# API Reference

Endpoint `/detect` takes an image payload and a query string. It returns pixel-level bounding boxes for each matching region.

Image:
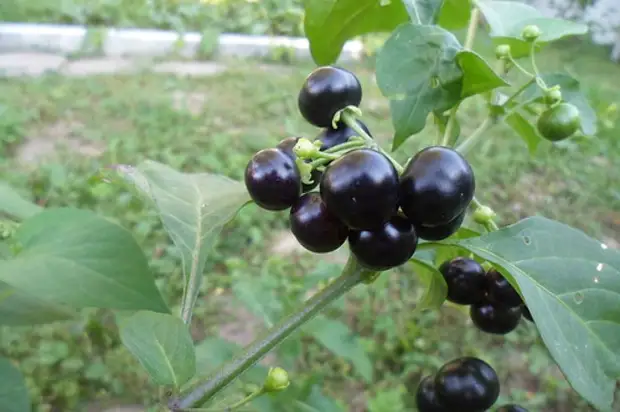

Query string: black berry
[415,211,465,241]
[298,66,362,128]
[276,137,321,192]
[349,214,418,271]
[486,269,523,308]
[245,148,300,211]
[317,120,372,151]
[522,306,534,323]
[289,193,349,254]
[320,149,399,230]
[439,257,487,305]
[496,405,529,412]
[434,357,500,412]
[400,146,475,226]
[416,375,449,412]
[470,302,522,335]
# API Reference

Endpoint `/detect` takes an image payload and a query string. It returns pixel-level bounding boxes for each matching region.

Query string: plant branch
[170,255,374,410]
[441,7,480,147]
[502,76,536,108]
[455,117,494,155]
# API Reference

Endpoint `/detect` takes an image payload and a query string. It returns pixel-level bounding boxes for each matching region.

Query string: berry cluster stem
[170,255,375,410]
[454,117,494,155]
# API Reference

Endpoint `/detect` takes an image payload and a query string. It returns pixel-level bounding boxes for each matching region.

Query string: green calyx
[263,367,290,393]
[521,24,542,42]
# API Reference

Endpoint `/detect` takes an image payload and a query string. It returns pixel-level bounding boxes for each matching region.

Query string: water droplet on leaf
[601,243,609,250]
[596,263,604,272]
[593,276,600,284]
[573,292,584,304]
[523,236,531,245]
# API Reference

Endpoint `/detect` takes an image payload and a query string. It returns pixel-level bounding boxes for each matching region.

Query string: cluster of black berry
[244,66,476,271]
[439,257,534,334]
[416,356,528,412]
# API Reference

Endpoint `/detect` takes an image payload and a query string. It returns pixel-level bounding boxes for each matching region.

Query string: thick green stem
[170,256,374,410]
[441,7,480,147]
[455,117,494,155]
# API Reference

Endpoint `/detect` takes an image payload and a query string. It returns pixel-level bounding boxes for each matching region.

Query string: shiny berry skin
[434,357,500,412]
[289,193,349,254]
[317,120,372,151]
[415,211,465,241]
[245,148,300,211]
[320,149,399,230]
[439,257,487,305]
[400,146,475,226]
[416,375,449,412]
[349,214,418,271]
[276,137,321,192]
[522,306,534,323]
[298,66,362,128]
[486,269,523,308]
[496,405,529,412]
[536,102,581,142]
[470,302,523,335]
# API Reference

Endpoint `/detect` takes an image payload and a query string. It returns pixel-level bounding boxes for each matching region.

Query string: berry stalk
[170,255,375,410]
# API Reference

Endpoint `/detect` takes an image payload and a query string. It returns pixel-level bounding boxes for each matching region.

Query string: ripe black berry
[486,269,523,308]
[289,193,349,254]
[298,66,362,128]
[416,375,449,412]
[470,302,522,335]
[320,149,399,230]
[400,146,475,226]
[349,214,418,271]
[522,306,534,323]
[496,405,529,412]
[317,120,372,151]
[245,148,300,211]
[439,257,487,305]
[434,357,500,412]
[276,137,321,192]
[414,211,465,241]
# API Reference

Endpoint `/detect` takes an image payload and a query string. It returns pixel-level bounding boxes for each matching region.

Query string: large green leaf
[0,357,30,412]
[376,23,463,150]
[0,281,75,326]
[476,0,588,57]
[304,315,373,383]
[521,73,597,136]
[119,311,196,388]
[116,160,250,322]
[0,208,169,313]
[447,217,620,411]
[456,50,508,98]
[438,0,471,30]
[504,110,542,154]
[303,0,408,65]
[0,182,42,220]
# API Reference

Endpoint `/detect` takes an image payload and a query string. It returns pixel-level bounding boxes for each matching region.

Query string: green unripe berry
[264,367,290,393]
[521,25,541,42]
[536,103,581,142]
[544,86,563,106]
[495,44,511,59]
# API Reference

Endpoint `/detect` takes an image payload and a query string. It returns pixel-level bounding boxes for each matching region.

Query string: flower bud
[264,367,290,393]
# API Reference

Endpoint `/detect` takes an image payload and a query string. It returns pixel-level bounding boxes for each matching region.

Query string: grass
[0,41,619,411]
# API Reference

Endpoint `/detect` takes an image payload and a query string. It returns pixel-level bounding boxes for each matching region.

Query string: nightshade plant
[0,1,618,411]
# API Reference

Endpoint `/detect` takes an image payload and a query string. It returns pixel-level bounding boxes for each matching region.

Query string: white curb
[0,23,364,62]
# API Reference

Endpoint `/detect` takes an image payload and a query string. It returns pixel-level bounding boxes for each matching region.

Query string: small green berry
[495,44,511,59]
[521,25,541,41]
[544,86,563,106]
[264,367,290,393]
[473,205,497,224]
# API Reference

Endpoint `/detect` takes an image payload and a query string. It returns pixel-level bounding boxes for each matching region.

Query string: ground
[0,39,619,411]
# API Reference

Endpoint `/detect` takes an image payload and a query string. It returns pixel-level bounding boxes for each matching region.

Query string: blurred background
[0,1,619,411]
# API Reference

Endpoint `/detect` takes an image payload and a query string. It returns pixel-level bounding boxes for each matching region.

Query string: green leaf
[0,182,42,220]
[304,315,373,383]
[376,23,463,150]
[296,385,344,412]
[451,217,620,411]
[456,50,509,98]
[0,281,75,326]
[504,110,542,153]
[410,258,447,311]
[116,160,249,318]
[438,0,471,30]
[476,0,588,57]
[0,208,169,313]
[521,73,597,136]
[303,0,408,65]
[0,357,30,412]
[119,311,196,388]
